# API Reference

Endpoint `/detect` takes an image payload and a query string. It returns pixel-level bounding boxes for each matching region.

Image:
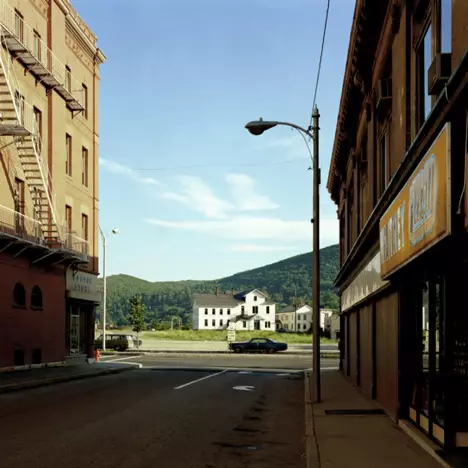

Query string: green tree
[129,294,146,349]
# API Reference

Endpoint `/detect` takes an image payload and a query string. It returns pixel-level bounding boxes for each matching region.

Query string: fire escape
[0,1,87,266]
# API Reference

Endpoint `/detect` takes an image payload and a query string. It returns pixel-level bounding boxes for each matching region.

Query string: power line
[100,156,310,172]
[309,0,331,128]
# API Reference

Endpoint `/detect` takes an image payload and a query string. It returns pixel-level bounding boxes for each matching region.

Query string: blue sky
[73,0,354,281]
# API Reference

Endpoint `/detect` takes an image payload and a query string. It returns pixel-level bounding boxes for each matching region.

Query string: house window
[220,309,223,315]
[227,320,230,326]
[81,214,88,241]
[31,286,43,309]
[82,147,88,186]
[65,205,72,234]
[266,306,270,314]
[14,9,23,42]
[212,308,215,315]
[212,319,215,326]
[253,306,258,314]
[14,177,25,215]
[417,23,433,126]
[204,308,208,315]
[66,134,72,176]
[254,296,257,301]
[14,91,24,121]
[227,309,231,315]
[220,319,223,327]
[243,321,247,328]
[65,66,72,92]
[440,0,452,53]
[241,306,245,314]
[82,83,88,119]
[380,128,389,193]
[33,107,42,139]
[204,319,208,326]
[33,30,41,60]
[13,283,26,307]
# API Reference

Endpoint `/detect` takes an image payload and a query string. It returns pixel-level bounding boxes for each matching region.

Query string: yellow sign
[380,124,451,279]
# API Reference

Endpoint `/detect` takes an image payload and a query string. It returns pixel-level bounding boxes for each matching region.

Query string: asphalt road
[0,369,306,468]
[103,354,340,372]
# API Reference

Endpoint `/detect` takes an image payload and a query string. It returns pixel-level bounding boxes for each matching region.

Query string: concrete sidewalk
[0,362,138,394]
[305,370,446,468]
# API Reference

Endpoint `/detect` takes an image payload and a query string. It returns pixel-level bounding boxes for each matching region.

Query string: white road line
[174,370,228,390]
[100,355,142,363]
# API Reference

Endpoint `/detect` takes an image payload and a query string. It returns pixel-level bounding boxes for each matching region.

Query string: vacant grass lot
[110,328,336,344]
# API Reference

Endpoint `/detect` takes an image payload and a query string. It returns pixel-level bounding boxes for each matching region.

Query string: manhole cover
[325,408,385,416]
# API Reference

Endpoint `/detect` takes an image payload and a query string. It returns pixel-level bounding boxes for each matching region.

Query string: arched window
[31,286,43,309]
[13,283,26,307]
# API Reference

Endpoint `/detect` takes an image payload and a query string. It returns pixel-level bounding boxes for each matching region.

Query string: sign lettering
[379,124,450,279]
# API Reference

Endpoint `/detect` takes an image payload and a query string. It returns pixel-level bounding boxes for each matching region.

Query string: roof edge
[326,0,363,201]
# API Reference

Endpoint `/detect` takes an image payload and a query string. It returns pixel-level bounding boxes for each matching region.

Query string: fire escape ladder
[0,32,63,246]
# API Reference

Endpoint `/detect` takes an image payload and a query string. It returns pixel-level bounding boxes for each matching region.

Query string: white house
[276,304,334,332]
[192,287,276,331]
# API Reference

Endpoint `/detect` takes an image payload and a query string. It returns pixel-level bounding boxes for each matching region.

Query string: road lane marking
[100,355,143,363]
[174,370,227,390]
[238,371,252,374]
[233,385,254,392]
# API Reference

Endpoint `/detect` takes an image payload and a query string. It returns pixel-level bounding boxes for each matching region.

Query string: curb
[398,420,452,468]
[0,361,66,373]
[101,350,339,358]
[142,366,306,374]
[0,365,136,395]
[304,371,321,468]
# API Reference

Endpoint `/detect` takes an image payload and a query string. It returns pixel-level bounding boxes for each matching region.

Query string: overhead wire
[309,0,331,129]
[100,156,310,173]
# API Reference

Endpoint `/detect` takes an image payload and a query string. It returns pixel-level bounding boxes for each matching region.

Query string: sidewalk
[305,370,445,468]
[0,361,138,394]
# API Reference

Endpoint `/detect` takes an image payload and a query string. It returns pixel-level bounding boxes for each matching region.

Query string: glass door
[410,277,445,445]
[70,310,80,355]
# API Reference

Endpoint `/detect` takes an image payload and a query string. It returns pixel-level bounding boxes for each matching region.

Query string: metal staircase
[0,32,63,246]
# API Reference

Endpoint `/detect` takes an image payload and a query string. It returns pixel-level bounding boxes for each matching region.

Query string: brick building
[0,0,104,368]
[328,0,468,451]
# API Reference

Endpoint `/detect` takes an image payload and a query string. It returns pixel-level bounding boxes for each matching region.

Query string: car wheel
[267,348,276,354]
[234,347,242,354]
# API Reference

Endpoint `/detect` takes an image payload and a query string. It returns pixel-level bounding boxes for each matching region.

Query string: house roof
[193,294,239,308]
[279,305,296,313]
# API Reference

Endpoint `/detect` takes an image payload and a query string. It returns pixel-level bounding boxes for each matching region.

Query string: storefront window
[411,278,446,441]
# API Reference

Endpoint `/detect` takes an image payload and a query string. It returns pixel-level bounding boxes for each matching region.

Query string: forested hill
[98,244,339,328]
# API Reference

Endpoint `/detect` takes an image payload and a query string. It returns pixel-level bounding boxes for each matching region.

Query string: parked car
[94,334,136,351]
[229,338,288,354]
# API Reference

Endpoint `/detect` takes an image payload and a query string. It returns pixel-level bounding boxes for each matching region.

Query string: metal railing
[63,229,89,260]
[0,0,84,108]
[0,203,43,245]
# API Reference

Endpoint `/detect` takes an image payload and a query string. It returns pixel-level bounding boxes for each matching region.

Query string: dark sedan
[229,338,288,354]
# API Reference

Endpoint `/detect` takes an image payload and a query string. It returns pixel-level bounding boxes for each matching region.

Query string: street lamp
[245,108,322,402]
[99,226,119,351]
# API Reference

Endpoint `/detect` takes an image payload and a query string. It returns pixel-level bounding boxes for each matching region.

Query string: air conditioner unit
[376,78,392,112]
[428,53,451,96]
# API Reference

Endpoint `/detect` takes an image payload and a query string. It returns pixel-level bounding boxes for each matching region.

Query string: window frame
[65,134,72,176]
[13,282,26,308]
[33,29,41,60]
[81,213,88,241]
[81,146,88,186]
[82,83,88,119]
[14,9,23,42]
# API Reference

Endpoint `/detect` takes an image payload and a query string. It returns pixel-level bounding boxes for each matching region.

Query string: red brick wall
[0,254,66,368]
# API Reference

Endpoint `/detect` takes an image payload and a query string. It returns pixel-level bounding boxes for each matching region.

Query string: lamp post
[99,226,119,351]
[245,109,321,402]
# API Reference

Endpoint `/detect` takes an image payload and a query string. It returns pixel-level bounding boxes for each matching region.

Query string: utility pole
[102,233,107,351]
[312,106,321,403]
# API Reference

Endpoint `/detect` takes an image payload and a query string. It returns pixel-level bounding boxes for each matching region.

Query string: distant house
[276,304,334,332]
[192,287,276,331]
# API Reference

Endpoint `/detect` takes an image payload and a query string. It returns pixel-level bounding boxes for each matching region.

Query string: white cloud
[228,244,296,252]
[225,173,279,211]
[161,175,233,219]
[99,158,159,186]
[146,216,338,245]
